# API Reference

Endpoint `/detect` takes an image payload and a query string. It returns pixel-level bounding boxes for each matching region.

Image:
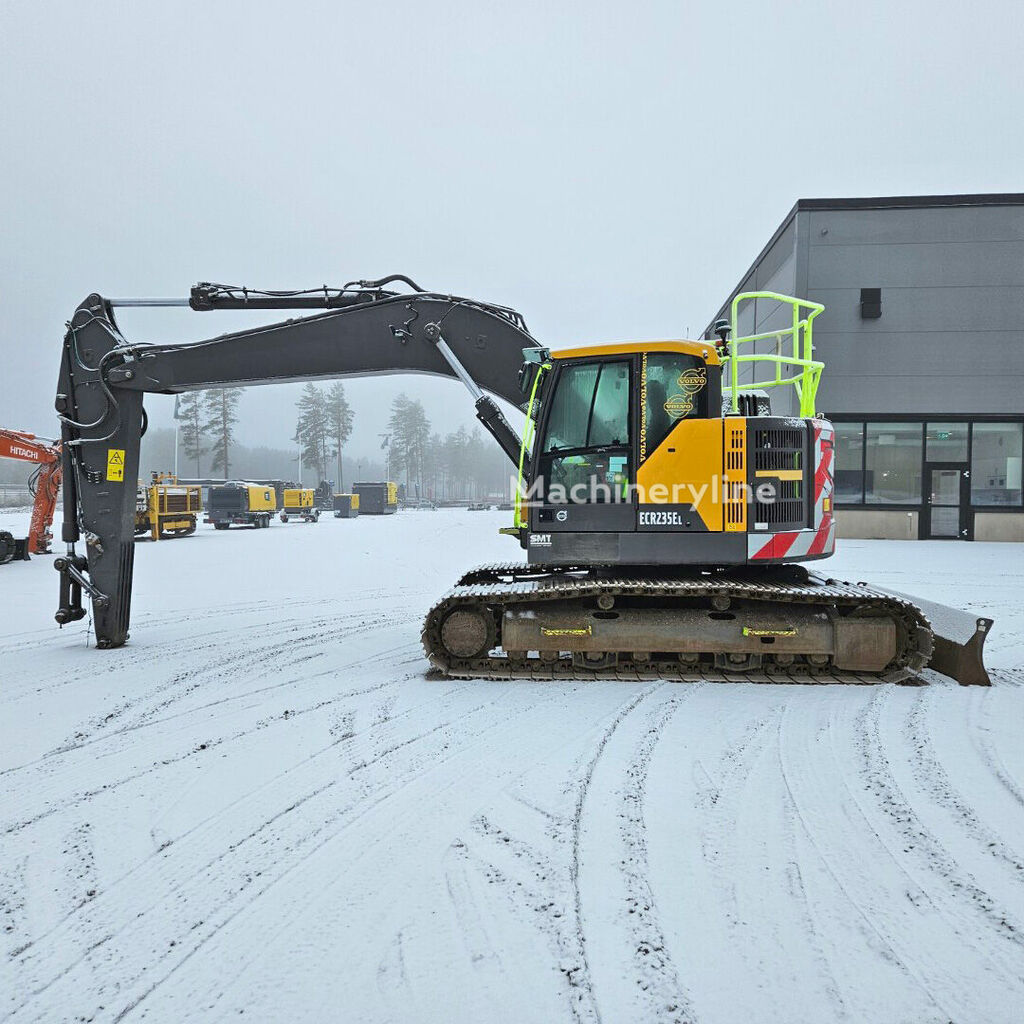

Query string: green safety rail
[724,291,825,418]
[513,359,550,529]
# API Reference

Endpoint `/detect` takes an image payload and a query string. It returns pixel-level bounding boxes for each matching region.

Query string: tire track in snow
[967,684,1024,810]
[778,695,960,1023]
[5,663,454,972]
[131,683,589,1023]
[566,685,659,1024]
[2,607,405,761]
[903,687,1024,879]
[9,682,571,1022]
[854,688,1024,959]
[681,695,848,1023]
[770,708,850,1022]
[607,690,696,1024]
[0,625,419,834]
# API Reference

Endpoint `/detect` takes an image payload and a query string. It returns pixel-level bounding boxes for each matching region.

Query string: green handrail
[513,361,550,529]
[724,291,825,418]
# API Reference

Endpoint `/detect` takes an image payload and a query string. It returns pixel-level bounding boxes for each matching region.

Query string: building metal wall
[708,196,1024,540]
[802,204,1024,417]
[708,198,1024,419]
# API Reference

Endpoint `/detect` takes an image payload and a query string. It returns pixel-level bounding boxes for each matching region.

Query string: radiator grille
[751,424,808,529]
[723,422,747,531]
[753,428,804,472]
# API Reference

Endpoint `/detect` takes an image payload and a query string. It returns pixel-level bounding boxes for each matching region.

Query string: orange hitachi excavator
[0,429,61,563]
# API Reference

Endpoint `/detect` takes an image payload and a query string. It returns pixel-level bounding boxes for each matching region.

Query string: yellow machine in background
[353,481,398,515]
[134,473,202,540]
[280,488,319,523]
[333,493,360,518]
[207,482,276,529]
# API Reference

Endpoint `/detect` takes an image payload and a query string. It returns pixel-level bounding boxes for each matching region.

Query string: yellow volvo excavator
[52,276,991,684]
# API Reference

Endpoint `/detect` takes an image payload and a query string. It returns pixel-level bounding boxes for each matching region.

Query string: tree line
[172,385,512,499]
[387,393,513,501]
[176,383,354,485]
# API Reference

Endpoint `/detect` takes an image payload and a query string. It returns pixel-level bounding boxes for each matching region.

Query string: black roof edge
[703,193,1024,338]
[795,193,1024,212]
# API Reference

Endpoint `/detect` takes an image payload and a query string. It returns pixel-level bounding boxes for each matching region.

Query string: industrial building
[707,194,1024,541]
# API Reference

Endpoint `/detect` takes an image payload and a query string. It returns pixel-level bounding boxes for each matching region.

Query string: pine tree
[324,381,354,489]
[294,383,330,484]
[202,388,243,478]
[386,394,411,483]
[178,391,207,477]
[387,394,431,495]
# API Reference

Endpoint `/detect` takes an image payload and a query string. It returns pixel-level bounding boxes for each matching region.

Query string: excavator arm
[55,278,544,646]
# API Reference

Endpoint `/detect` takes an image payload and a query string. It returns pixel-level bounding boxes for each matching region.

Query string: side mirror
[518,361,538,395]
[519,346,550,394]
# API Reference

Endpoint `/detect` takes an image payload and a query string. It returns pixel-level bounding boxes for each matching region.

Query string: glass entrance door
[926,464,967,539]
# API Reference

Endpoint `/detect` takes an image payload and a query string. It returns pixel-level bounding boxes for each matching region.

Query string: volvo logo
[555,509,568,523]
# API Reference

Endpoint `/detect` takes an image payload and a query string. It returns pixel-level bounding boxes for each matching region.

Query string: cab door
[532,357,635,532]
[635,352,719,533]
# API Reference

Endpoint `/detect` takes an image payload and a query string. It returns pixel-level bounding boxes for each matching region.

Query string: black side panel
[525,530,746,566]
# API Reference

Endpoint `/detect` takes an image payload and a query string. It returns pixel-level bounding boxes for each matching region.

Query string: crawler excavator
[0,429,61,564]
[52,277,992,684]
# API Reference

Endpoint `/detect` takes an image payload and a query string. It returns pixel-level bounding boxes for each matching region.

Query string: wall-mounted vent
[860,287,882,319]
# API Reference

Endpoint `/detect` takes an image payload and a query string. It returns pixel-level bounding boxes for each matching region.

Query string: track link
[421,563,934,684]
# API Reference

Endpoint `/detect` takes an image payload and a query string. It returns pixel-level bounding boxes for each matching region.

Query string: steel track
[421,563,934,684]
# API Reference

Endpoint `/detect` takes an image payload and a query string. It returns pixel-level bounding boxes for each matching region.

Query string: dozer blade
[877,588,993,687]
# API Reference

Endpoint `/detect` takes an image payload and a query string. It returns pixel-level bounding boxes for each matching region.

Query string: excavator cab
[510,294,834,570]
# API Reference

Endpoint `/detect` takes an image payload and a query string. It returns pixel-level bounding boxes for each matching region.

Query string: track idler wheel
[440,606,495,660]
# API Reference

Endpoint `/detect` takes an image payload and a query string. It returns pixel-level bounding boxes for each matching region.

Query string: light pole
[379,433,391,481]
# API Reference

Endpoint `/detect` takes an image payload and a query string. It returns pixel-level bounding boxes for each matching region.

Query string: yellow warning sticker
[742,627,798,637]
[541,626,593,637]
[106,448,125,482]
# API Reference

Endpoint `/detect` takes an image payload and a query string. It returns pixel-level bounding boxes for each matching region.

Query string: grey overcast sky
[1,0,1021,457]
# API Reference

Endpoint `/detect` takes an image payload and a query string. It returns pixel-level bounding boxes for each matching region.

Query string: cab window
[540,360,631,503]
[543,361,629,452]
[641,353,708,458]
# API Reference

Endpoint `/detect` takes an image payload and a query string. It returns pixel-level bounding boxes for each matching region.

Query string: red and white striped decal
[748,419,835,561]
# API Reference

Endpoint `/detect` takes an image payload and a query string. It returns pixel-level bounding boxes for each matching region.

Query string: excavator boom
[55,281,541,645]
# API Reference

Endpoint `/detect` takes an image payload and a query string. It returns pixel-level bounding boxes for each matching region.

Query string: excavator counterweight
[51,278,991,684]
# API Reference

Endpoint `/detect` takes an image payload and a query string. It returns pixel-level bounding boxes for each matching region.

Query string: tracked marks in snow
[0,633,421,836]
[567,684,703,1024]
[854,689,1024,954]
[778,696,957,1022]
[613,692,694,1024]
[566,686,658,1023]
[903,687,1024,881]
[10,683,560,1022]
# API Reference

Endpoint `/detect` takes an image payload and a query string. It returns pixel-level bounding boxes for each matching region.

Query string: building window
[926,422,969,462]
[971,423,1023,506]
[865,423,922,504]
[860,287,882,318]
[834,422,865,502]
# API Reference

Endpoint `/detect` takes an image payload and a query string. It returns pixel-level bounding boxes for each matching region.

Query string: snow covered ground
[1,508,1022,1024]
